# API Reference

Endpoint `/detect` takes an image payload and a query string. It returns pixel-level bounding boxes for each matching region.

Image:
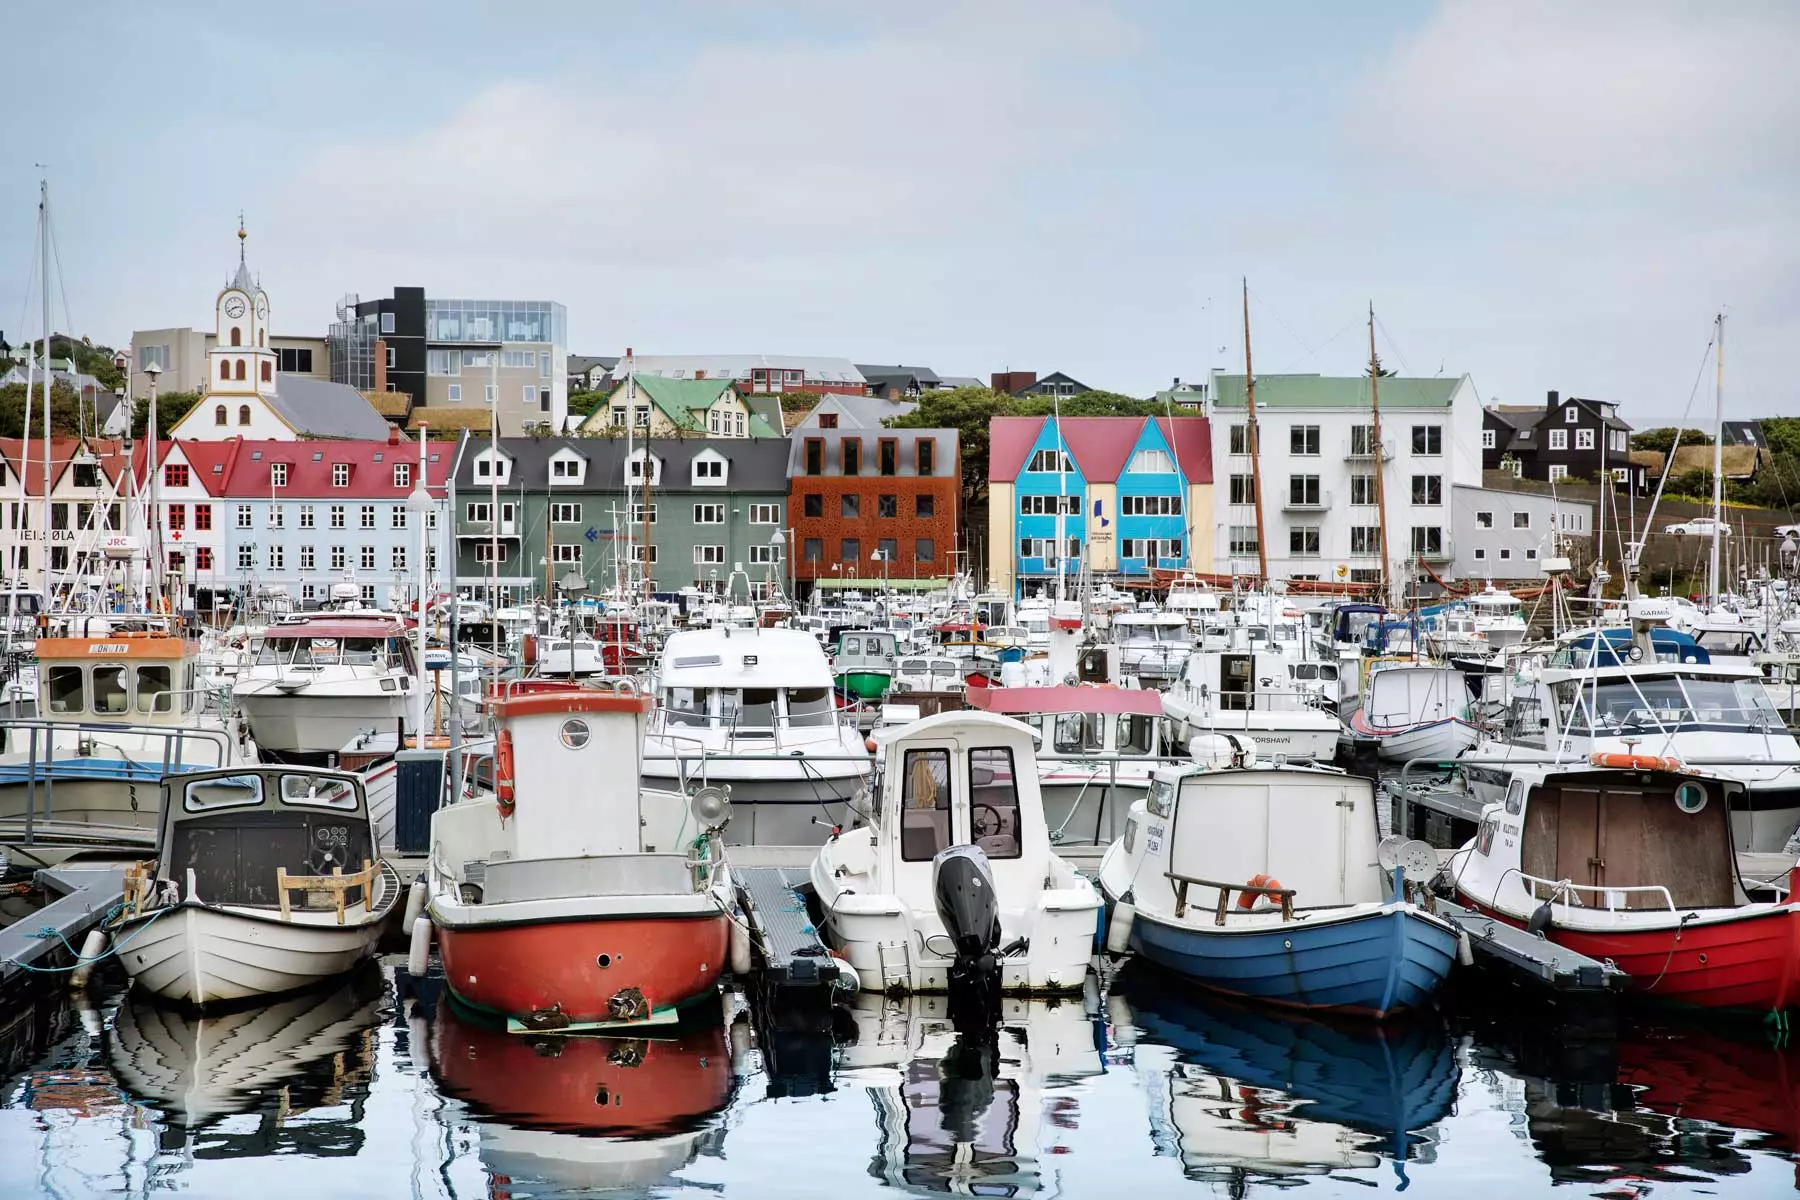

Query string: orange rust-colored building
[787,428,959,597]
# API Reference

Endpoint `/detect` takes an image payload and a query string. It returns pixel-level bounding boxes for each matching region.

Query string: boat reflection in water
[106,964,385,1153]
[428,999,735,1195]
[1111,965,1458,1189]
[836,993,1103,1197]
[1504,1020,1800,1190]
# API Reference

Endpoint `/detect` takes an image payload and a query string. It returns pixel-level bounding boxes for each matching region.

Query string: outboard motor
[932,845,1016,1030]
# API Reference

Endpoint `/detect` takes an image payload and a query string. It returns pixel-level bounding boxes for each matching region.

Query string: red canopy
[967,686,1165,717]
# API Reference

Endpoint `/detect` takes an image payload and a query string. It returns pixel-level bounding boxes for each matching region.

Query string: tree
[131,391,202,439]
[0,382,83,437]
[885,386,1019,511]
[1631,426,1711,454]
[567,390,607,419]
[19,336,126,393]
[1012,390,1193,419]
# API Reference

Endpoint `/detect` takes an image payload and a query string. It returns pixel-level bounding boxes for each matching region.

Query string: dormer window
[692,453,726,487]
[550,455,584,484]
[394,463,411,488]
[332,463,350,487]
[271,463,288,488]
[474,453,512,484]
[626,451,661,486]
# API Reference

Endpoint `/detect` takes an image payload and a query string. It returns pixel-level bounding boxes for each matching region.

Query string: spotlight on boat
[689,784,732,833]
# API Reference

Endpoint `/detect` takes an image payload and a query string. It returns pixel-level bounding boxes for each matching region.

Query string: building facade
[1482,392,1636,489]
[451,437,792,603]
[986,415,1213,596]
[0,437,132,599]
[1204,371,1483,586]
[574,376,782,438]
[787,428,960,596]
[621,354,866,397]
[1448,484,1594,581]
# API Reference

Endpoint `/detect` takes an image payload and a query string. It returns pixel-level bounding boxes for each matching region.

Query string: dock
[734,863,840,1098]
[0,864,125,986]
[735,865,838,992]
[1427,894,1626,995]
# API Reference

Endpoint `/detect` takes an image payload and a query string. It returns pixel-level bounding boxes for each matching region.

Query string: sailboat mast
[1054,395,1066,603]
[1241,279,1270,585]
[1708,313,1725,602]
[38,179,52,614]
[1367,304,1390,605]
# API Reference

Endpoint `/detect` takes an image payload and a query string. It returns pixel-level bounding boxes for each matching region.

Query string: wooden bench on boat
[276,861,377,924]
[1167,870,1297,925]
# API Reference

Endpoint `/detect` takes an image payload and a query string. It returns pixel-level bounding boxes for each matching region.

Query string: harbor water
[2,957,1796,1199]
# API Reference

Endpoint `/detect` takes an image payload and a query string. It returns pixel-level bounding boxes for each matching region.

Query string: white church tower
[198,220,285,436]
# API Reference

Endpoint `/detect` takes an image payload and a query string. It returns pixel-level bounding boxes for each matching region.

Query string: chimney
[1546,389,1559,407]
[387,424,400,446]
[375,339,389,394]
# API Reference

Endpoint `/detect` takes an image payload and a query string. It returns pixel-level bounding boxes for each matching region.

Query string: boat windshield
[1117,713,1157,755]
[787,686,835,728]
[1125,623,1188,643]
[1551,675,1784,735]
[1051,712,1105,754]
[257,636,391,666]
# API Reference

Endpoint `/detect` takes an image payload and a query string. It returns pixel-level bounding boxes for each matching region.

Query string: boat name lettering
[673,655,722,668]
[87,643,131,655]
[1146,822,1164,852]
[17,529,78,543]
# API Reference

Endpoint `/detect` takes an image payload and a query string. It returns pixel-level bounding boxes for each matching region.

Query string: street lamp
[770,528,789,603]
[559,568,586,677]
[871,547,891,621]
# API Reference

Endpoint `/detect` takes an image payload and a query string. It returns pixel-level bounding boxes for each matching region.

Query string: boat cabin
[34,621,199,726]
[654,626,839,735]
[151,765,379,912]
[1170,648,1312,713]
[836,630,898,674]
[891,656,965,694]
[1359,664,1471,728]
[256,616,419,677]
[969,685,1171,759]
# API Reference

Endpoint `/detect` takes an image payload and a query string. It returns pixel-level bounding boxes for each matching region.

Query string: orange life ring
[1589,751,1682,772]
[1236,873,1282,911]
[495,729,517,817]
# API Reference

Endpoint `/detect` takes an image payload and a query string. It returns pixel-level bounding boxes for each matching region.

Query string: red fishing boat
[416,678,738,1030]
[1451,761,1800,1012]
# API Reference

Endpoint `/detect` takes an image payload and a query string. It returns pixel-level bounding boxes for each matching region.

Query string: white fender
[407,915,433,978]
[1105,900,1137,956]
[403,879,428,931]
[1456,928,1475,968]
[827,952,860,994]
[729,914,752,977]
[69,930,108,990]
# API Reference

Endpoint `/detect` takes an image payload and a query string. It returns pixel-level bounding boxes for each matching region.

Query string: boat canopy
[968,686,1164,717]
[1553,627,1709,668]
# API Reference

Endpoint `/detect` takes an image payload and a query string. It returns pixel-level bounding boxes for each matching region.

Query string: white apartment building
[1204,371,1485,586]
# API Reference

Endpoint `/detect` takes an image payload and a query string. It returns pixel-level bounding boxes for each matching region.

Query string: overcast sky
[0,1,1793,420]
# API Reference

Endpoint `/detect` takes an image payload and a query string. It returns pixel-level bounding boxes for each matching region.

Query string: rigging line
[1371,315,1418,378]
[1640,332,1718,539]
[44,206,75,345]
[1269,316,1361,377]
[1245,286,1334,371]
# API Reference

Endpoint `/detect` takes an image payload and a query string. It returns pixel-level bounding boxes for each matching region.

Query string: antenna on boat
[1242,279,1270,588]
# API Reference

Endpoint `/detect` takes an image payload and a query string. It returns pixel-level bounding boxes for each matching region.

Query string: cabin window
[901,748,953,862]
[183,773,266,813]
[281,773,360,811]
[92,666,129,715]
[1117,714,1156,755]
[1505,779,1526,816]
[721,688,777,731]
[787,687,834,728]
[136,665,174,714]
[183,661,196,714]
[1147,777,1174,818]
[969,747,1022,859]
[843,635,860,654]
[1053,713,1101,754]
[47,666,85,713]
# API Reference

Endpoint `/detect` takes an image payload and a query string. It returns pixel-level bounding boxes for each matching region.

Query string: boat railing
[1518,871,1675,913]
[2,719,234,846]
[1166,870,1297,924]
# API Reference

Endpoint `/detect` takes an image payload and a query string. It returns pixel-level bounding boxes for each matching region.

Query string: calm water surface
[1,958,1796,1199]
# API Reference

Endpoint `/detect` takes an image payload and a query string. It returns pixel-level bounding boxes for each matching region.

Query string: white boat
[642,626,872,844]
[107,967,384,1128]
[1162,647,1341,763]
[1114,612,1193,684]
[1341,662,1478,762]
[890,655,966,695]
[105,765,401,1005]
[810,709,1101,993]
[231,611,420,763]
[535,634,607,676]
[1469,585,1529,648]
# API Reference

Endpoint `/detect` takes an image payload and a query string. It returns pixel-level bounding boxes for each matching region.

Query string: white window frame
[692,544,726,565]
[1548,464,1569,481]
[394,463,411,488]
[550,502,582,524]
[1481,429,1496,450]
[1575,428,1595,450]
[1548,429,1568,451]
[693,503,725,525]
[332,463,350,488]
[270,463,288,487]
[748,503,780,524]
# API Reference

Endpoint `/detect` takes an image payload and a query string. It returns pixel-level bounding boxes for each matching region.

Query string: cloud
[1347,1,1800,192]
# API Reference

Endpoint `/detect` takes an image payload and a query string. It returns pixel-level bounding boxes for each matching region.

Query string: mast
[1241,278,1270,584]
[1367,303,1390,605]
[488,346,499,615]
[1708,312,1725,603]
[1054,394,1067,603]
[634,352,653,601]
[38,179,52,613]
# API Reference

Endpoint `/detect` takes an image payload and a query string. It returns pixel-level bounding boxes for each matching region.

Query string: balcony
[1410,536,1454,562]
[1280,489,1332,512]
[456,520,519,539]
[1343,437,1394,461]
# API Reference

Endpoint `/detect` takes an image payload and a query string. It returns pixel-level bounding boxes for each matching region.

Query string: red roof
[201,438,458,499]
[988,416,1212,485]
[967,685,1165,716]
[0,437,132,496]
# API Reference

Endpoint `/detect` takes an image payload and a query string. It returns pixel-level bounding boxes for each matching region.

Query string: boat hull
[236,692,409,756]
[638,760,870,845]
[433,909,730,1025]
[835,670,891,700]
[1464,898,1800,1012]
[1347,714,1479,763]
[111,902,387,1006]
[1117,897,1458,1019]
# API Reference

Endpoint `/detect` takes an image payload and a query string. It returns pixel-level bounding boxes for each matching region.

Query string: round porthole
[1674,781,1708,814]
[560,718,591,749]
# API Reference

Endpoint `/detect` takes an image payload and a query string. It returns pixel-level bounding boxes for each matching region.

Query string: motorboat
[834,629,898,700]
[428,1000,733,1195]
[1165,575,1223,631]
[231,611,419,764]
[421,679,736,1029]
[1448,761,1800,1012]
[840,992,1102,1196]
[1161,647,1341,763]
[641,626,872,844]
[890,654,966,696]
[1113,969,1457,1186]
[1114,612,1193,685]
[0,616,239,862]
[1099,759,1460,1018]
[1468,585,1529,649]
[104,765,401,1005]
[967,684,1174,847]
[534,633,606,676]
[106,966,384,1129]
[1465,601,1800,853]
[1340,662,1478,762]
[810,710,1102,994]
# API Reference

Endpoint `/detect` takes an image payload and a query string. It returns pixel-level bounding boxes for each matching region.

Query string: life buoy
[1236,873,1282,911]
[495,729,517,817]
[1589,751,1682,772]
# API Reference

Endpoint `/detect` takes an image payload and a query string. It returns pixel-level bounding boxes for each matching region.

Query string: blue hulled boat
[1098,761,1459,1019]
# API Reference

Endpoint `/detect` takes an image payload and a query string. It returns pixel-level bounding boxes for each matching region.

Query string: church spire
[230,214,254,292]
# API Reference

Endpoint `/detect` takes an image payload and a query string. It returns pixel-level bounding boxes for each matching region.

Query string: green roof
[1211,373,1462,409]
[583,376,781,437]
